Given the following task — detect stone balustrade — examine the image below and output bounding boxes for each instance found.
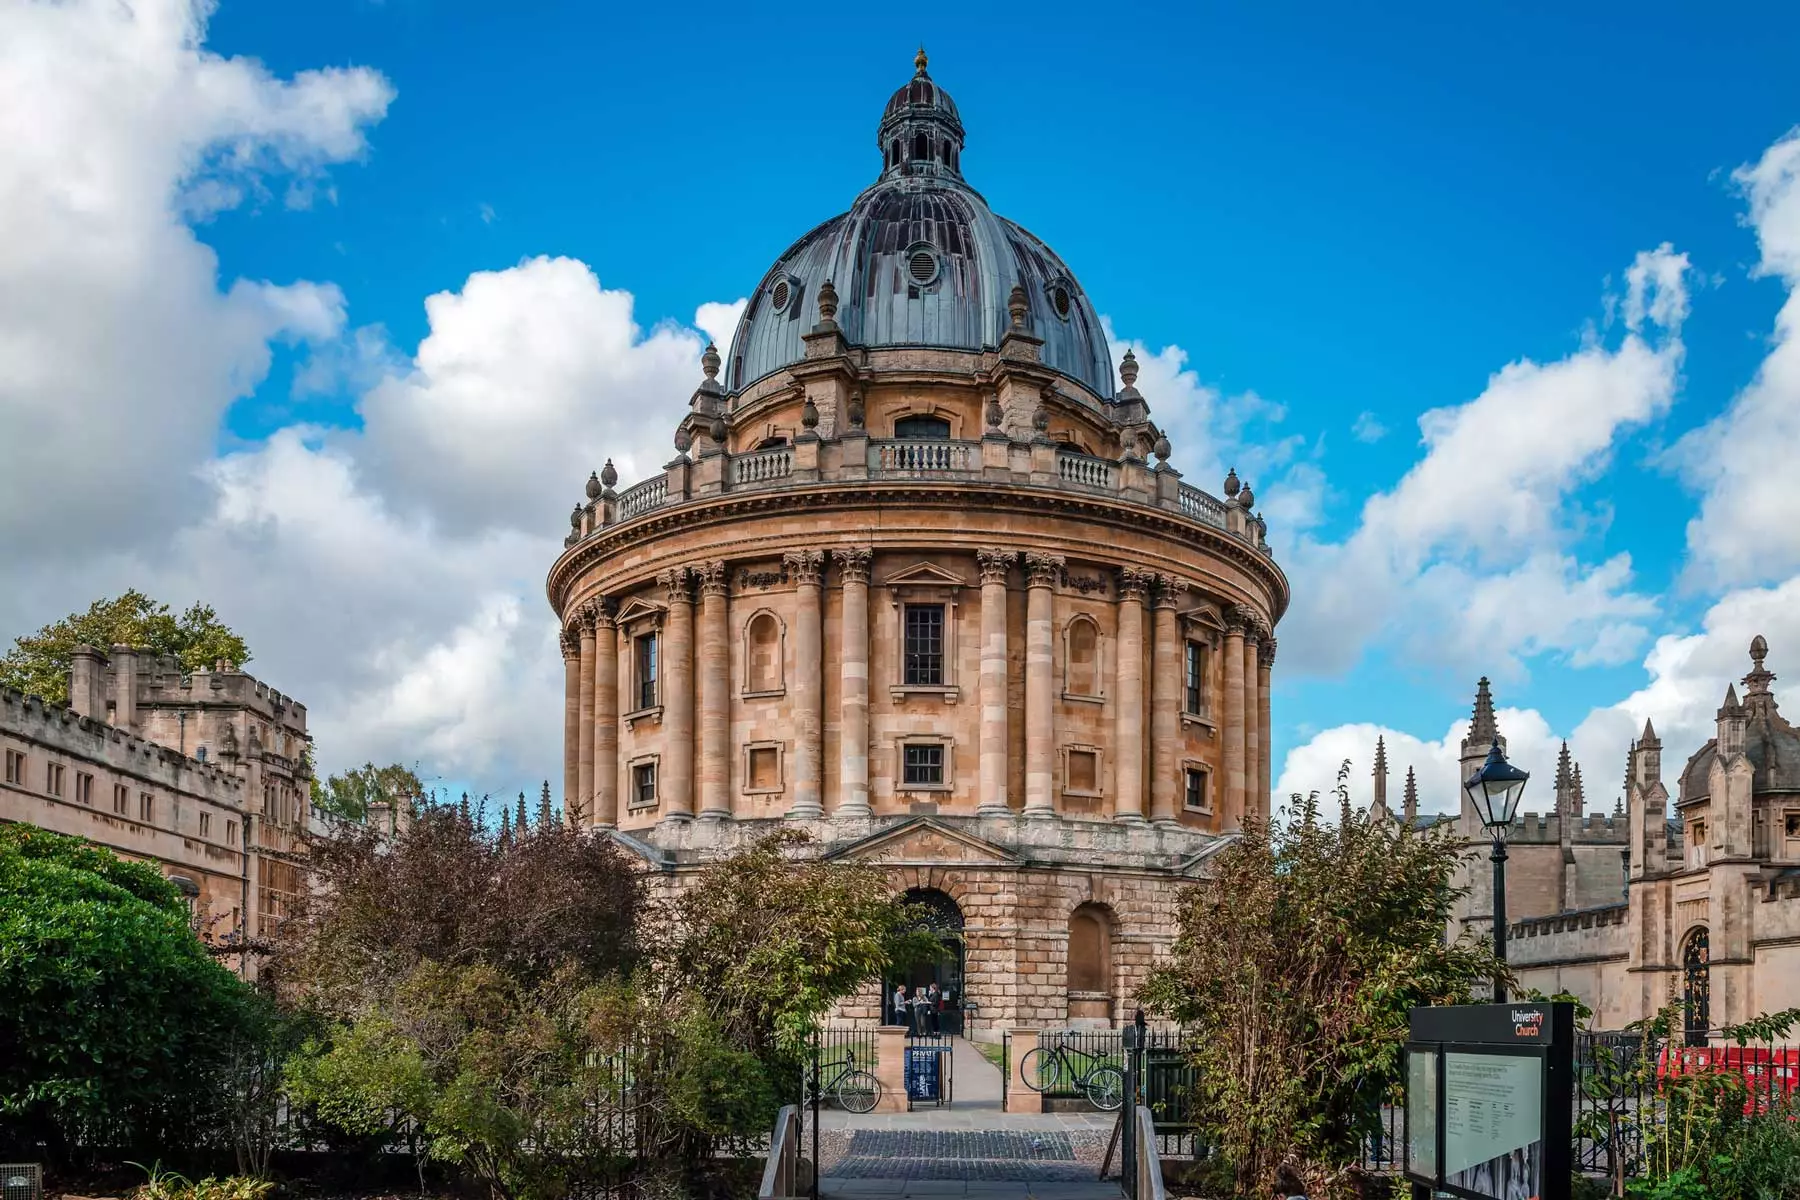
[578,437,1270,554]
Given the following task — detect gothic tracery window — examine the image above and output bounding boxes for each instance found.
[1682,927,1710,1047]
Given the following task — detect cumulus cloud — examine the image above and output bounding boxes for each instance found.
[0,0,391,561]
[1674,128,1800,586]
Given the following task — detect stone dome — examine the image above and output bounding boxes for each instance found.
[724,51,1114,400]
[1679,639,1800,802]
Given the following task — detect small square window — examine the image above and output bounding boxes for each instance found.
[903,743,944,786]
[1786,813,1800,839]
[1185,768,1210,812]
[632,761,658,808]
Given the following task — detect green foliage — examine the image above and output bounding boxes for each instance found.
[1139,762,1501,1198]
[665,1010,777,1138]
[0,824,261,1149]
[130,1163,275,1200]
[0,590,251,704]
[309,760,426,822]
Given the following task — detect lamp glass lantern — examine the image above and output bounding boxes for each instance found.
[1464,743,1530,832]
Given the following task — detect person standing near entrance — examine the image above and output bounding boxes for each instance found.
[892,983,907,1027]
[926,982,942,1034]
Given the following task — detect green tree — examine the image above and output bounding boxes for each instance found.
[0,824,261,1156]
[1139,763,1501,1198]
[310,761,426,822]
[0,590,251,704]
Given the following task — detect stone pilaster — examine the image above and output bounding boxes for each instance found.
[576,605,597,822]
[560,627,580,815]
[1113,569,1153,822]
[592,600,618,828]
[786,549,826,819]
[1258,636,1275,822]
[1222,606,1249,827]
[976,549,1015,817]
[1023,552,1064,817]
[1150,574,1187,824]
[660,567,696,821]
[1242,619,1261,826]
[834,547,874,817]
[696,561,731,820]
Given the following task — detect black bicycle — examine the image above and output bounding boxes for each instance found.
[810,1049,882,1113]
[1017,1038,1126,1110]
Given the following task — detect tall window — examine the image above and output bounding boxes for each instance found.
[1682,927,1710,1047]
[113,783,129,815]
[3,749,21,784]
[45,762,65,797]
[635,633,659,710]
[75,772,93,805]
[1184,642,1205,715]
[904,604,945,685]
[199,812,213,839]
[1185,768,1209,812]
[140,792,155,823]
[893,415,951,440]
[903,743,945,786]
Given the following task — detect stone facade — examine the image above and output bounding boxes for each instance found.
[0,644,327,974]
[545,56,1289,1037]
[1416,645,1800,1036]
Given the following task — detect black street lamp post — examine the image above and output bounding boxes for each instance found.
[1464,743,1530,1004]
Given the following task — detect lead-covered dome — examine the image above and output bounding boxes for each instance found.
[724,51,1114,400]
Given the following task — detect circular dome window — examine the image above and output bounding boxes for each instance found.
[769,274,799,314]
[905,243,941,288]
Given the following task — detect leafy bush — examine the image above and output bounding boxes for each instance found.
[130,1162,274,1200]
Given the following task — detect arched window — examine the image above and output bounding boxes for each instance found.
[913,132,929,161]
[1067,904,1112,994]
[1682,927,1710,1046]
[1066,616,1099,696]
[745,611,783,694]
[894,414,951,440]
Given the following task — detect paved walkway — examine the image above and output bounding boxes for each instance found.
[818,1039,1125,1199]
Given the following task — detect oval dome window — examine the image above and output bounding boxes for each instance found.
[905,244,941,287]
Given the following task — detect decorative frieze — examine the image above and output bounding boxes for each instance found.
[738,565,789,590]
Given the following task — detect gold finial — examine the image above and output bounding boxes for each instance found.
[915,45,929,75]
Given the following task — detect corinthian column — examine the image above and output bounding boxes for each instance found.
[560,627,580,815]
[786,549,826,819]
[1113,569,1152,822]
[976,549,1014,817]
[1258,636,1276,822]
[576,605,597,820]
[1150,574,1187,824]
[1243,619,1262,827]
[592,600,618,828]
[834,547,873,817]
[1023,552,1064,816]
[660,567,696,821]
[696,561,730,820]
[1222,606,1249,826]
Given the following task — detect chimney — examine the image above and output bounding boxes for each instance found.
[110,644,139,732]
[68,644,108,719]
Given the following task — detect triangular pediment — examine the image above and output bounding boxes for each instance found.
[613,596,665,627]
[1182,606,1227,633]
[883,561,968,588]
[824,817,1019,866]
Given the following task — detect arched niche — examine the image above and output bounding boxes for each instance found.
[1063,613,1102,699]
[1067,901,1115,1027]
[742,608,785,696]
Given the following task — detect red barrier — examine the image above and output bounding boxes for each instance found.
[1657,1045,1800,1112]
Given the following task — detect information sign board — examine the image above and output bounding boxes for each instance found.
[904,1046,941,1102]
[1404,1002,1572,1200]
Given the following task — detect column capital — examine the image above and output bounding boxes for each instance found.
[659,566,694,604]
[559,627,581,661]
[695,559,729,598]
[833,545,874,585]
[1023,552,1065,588]
[1117,567,1154,602]
[783,548,826,586]
[1225,603,1258,635]
[577,597,614,632]
[1259,635,1278,668]
[1151,573,1188,609]
[975,548,1016,585]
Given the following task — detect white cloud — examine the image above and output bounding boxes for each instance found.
[0,0,390,563]
[1674,128,1800,586]
[1351,411,1387,443]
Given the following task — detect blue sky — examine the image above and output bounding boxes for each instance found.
[6,0,1800,815]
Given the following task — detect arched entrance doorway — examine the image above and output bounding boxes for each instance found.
[1682,926,1710,1047]
[887,887,965,1035]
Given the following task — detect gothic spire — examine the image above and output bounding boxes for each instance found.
[1403,766,1419,822]
[1371,736,1390,819]
[1555,741,1573,793]
[1573,763,1586,815]
[1469,677,1498,746]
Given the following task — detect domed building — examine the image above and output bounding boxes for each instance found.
[547,52,1287,1037]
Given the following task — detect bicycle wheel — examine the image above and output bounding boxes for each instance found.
[1084,1064,1126,1111]
[1017,1046,1062,1093]
[837,1069,881,1114]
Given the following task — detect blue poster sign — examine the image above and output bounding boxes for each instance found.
[905,1046,941,1101]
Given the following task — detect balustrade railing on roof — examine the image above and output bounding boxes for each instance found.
[869,438,978,476]
[1057,450,1113,490]
[1176,482,1227,529]
[615,475,668,521]
[730,445,793,486]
